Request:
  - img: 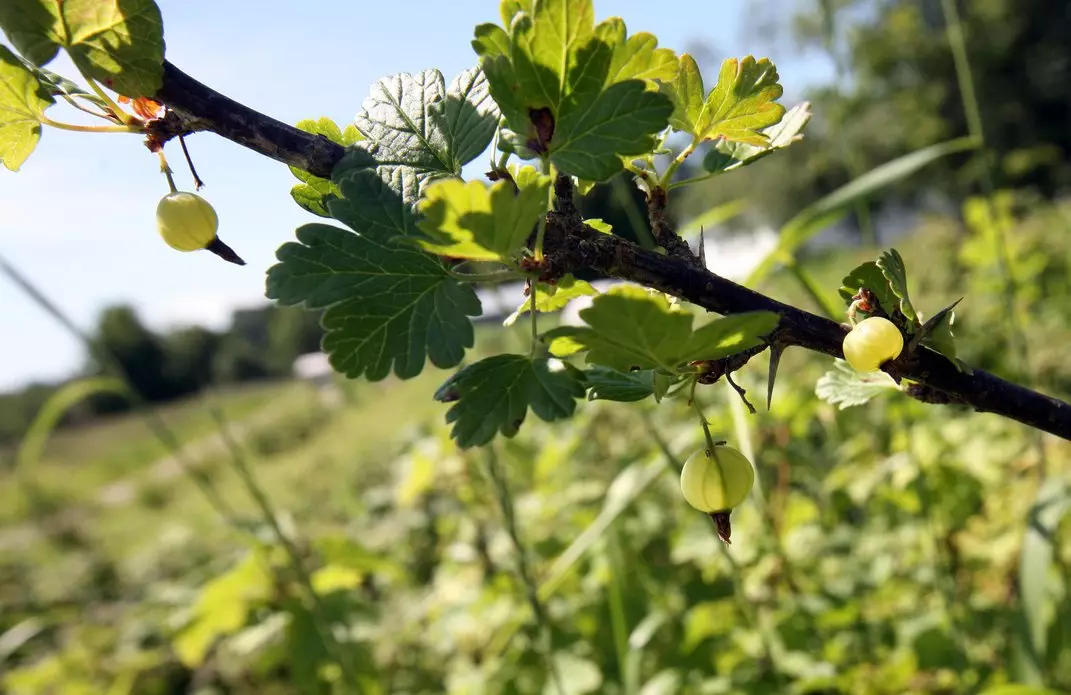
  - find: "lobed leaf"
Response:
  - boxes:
[266,168,481,381]
[0,45,53,171]
[472,0,674,180]
[288,116,363,217]
[583,366,655,402]
[838,261,900,318]
[0,0,165,97]
[543,285,777,372]
[504,274,599,326]
[436,354,586,448]
[815,360,899,410]
[702,101,811,175]
[344,67,500,204]
[662,54,785,146]
[415,174,551,262]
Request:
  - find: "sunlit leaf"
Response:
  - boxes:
[0,45,52,171]
[504,274,599,326]
[662,54,785,146]
[542,286,775,372]
[415,175,551,262]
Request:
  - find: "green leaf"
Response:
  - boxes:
[747,137,980,285]
[415,174,551,262]
[472,0,673,180]
[545,653,603,695]
[583,366,654,402]
[1013,477,1071,683]
[346,67,500,202]
[838,261,900,317]
[0,45,52,171]
[815,360,899,409]
[288,117,363,217]
[583,217,612,234]
[596,17,678,85]
[0,0,165,97]
[504,274,599,326]
[441,66,501,167]
[876,248,919,326]
[662,54,785,146]
[553,70,673,180]
[266,168,481,381]
[702,101,811,175]
[542,285,775,372]
[174,553,273,668]
[29,62,110,111]
[917,298,967,370]
[435,354,586,448]
[681,311,779,363]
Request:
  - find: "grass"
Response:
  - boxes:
[0,380,302,527]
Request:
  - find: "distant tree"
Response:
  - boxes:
[162,326,221,396]
[90,305,173,408]
[267,306,325,374]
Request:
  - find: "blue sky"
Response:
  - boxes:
[0,1,832,391]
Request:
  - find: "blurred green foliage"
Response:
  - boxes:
[3,197,1071,693]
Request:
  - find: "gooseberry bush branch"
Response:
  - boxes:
[2,0,1071,455]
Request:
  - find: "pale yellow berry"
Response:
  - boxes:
[156,192,218,252]
[680,446,755,513]
[842,316,904,372]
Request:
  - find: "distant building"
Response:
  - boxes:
[292,352,343,406]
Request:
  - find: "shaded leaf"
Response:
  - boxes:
[266,169,481,381]
[838,261,900,317]
[815,360,899,409]
[583,366,654,402]
[876,248,919,327]
[436,354,586,448]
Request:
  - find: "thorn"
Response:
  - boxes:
[766,344,785,411]
[698,226,707,267]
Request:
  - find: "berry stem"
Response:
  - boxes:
[38,116,138,134]
[158,151,178,194]
[79,73,137,127]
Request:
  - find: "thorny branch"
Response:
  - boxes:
[151,60,1071,441]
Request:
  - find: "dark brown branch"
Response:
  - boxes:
[149,61,1071,441]
[540,216,1071,440]
[152,61,345,178]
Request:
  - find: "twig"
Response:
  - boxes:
[149,60,1071,441]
